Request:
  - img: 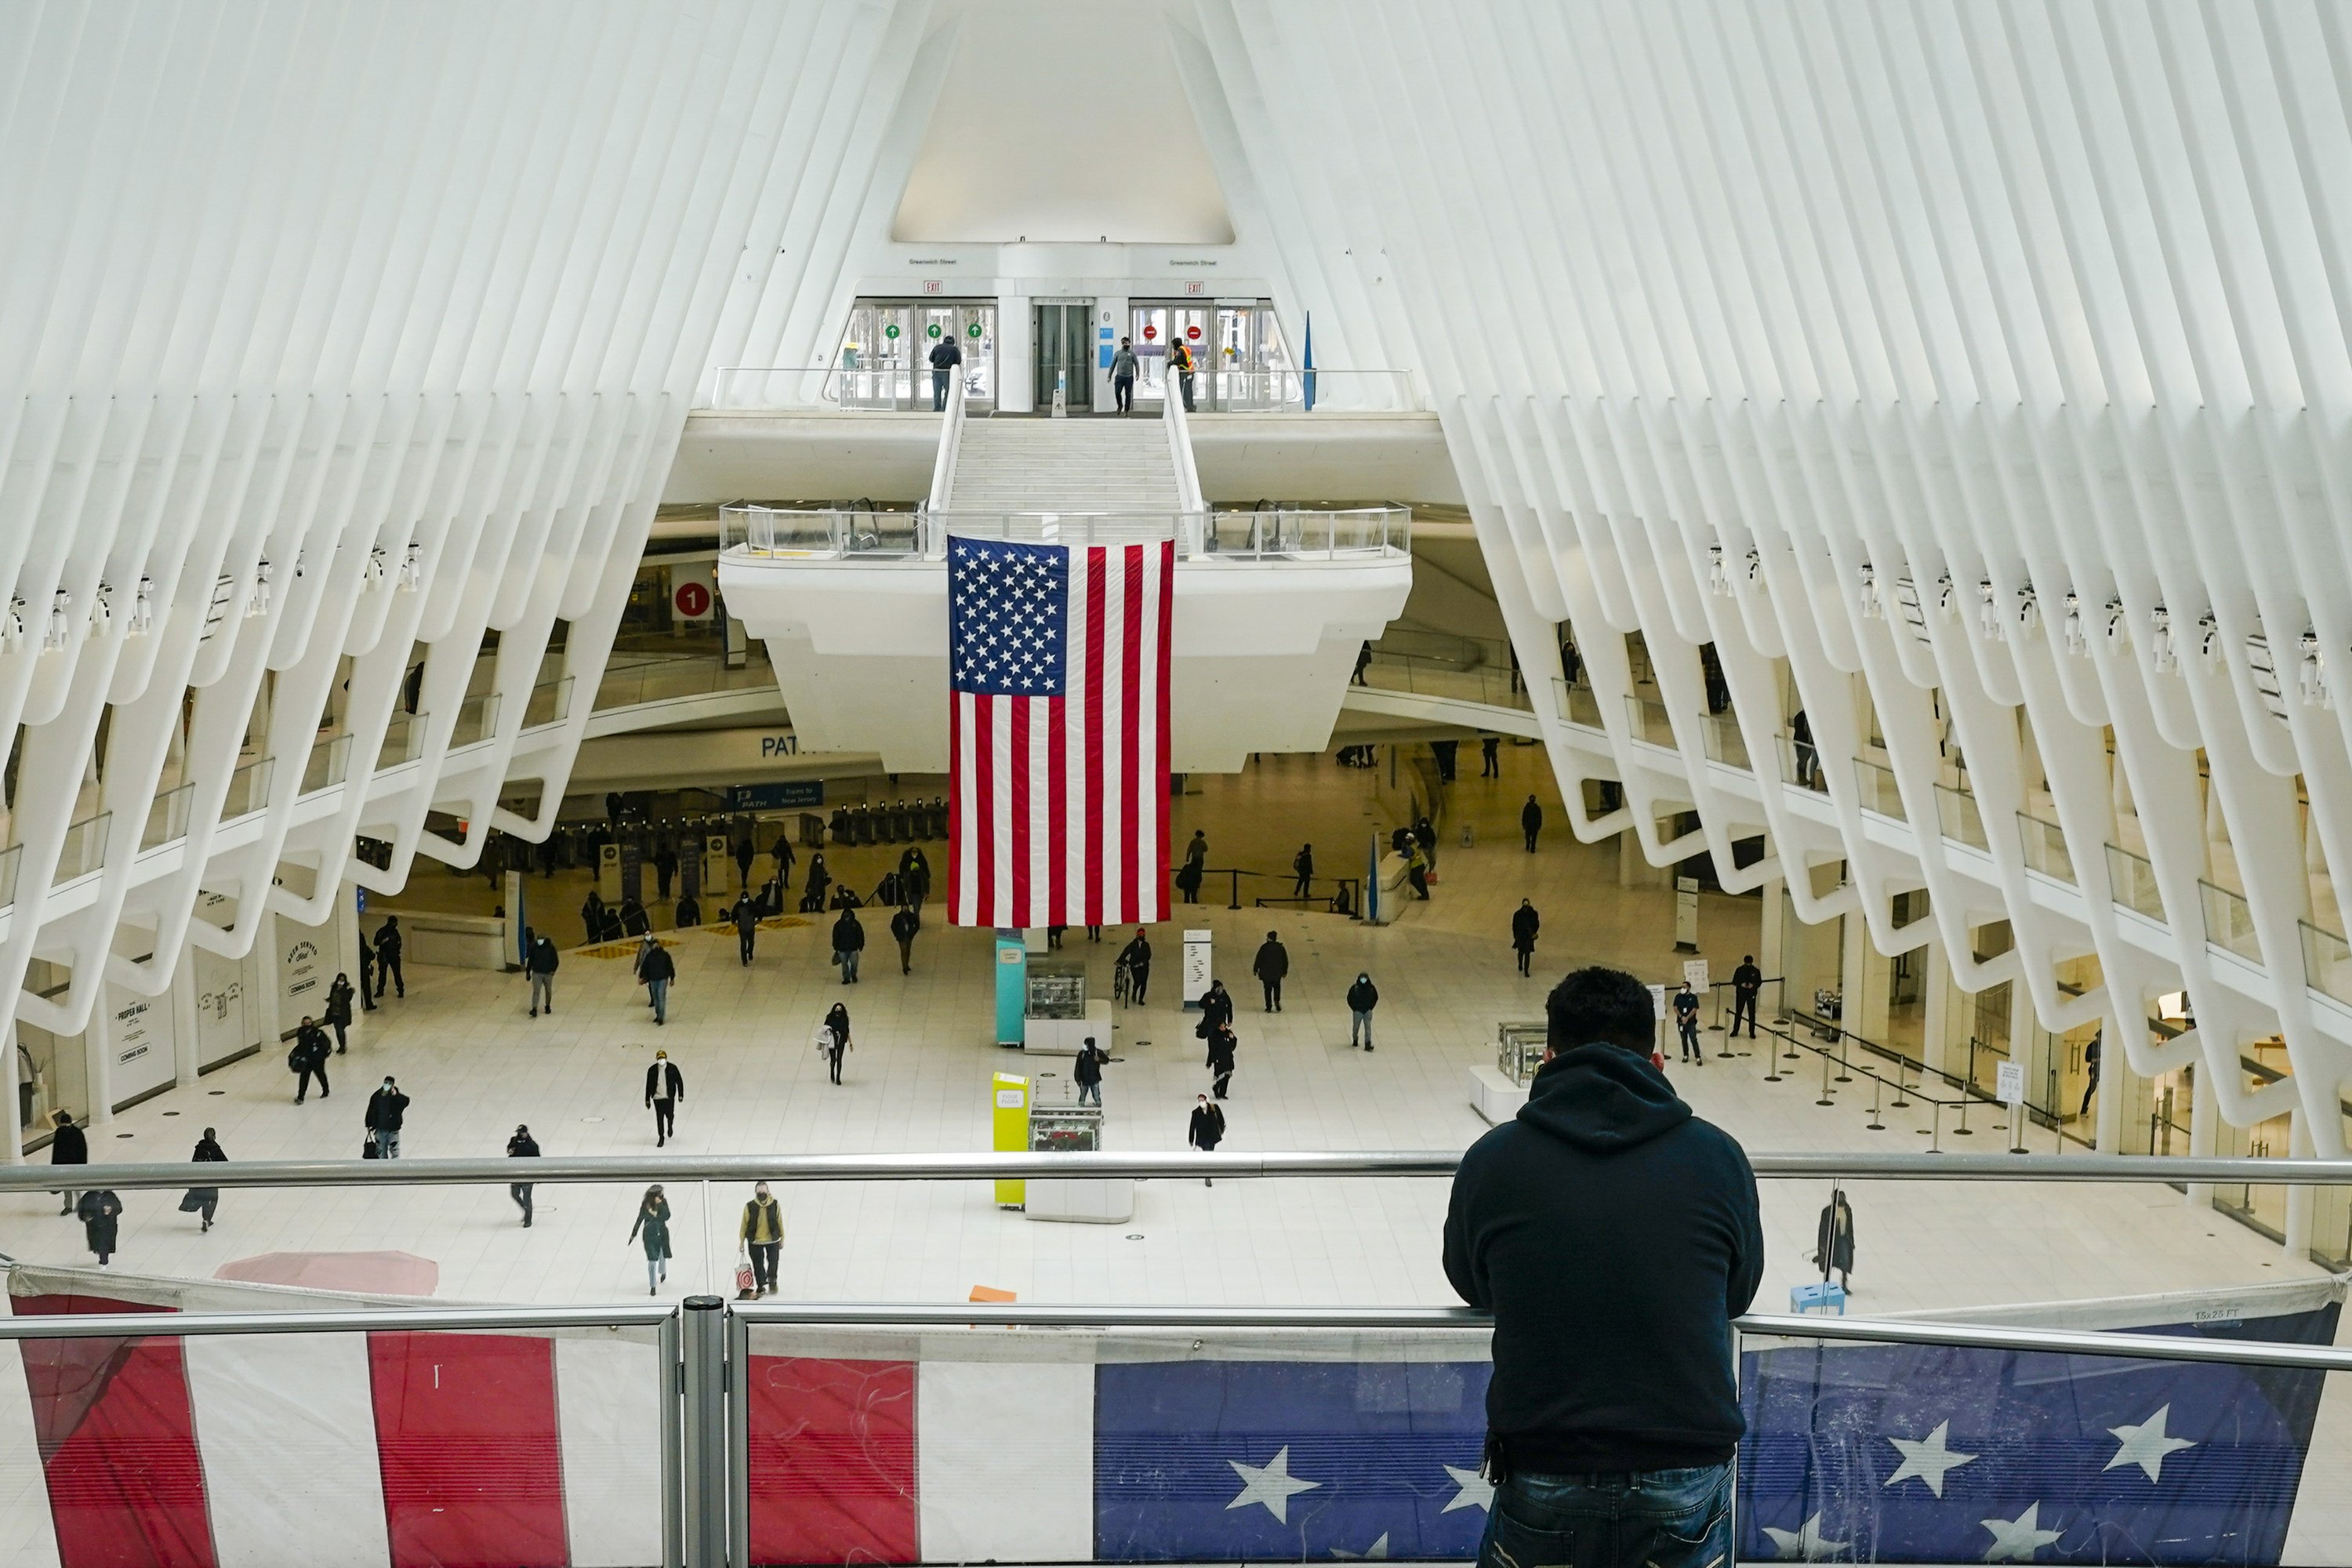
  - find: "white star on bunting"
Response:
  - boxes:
[1330,1534,1390,1559]
[1225,1445,1322,1523]
[2104,1404,2196,1483]
[1761,1512,1848,1561]
[1439,1463,1494,1514]
[1884,1419,1978,1497]
[1978,1502,2062,1563]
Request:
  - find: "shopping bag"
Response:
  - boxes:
[735,1261,757,1298]
[362,1138,382,1159]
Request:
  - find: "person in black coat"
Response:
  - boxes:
[733,836,756,891]
[77,1189,122,1266]
[289,1018,332,1104]
[1730,956,1763,1039]
[372,916,405,998]
[1347,973,1379,1050]
[186,1130,226,1232]
[1073,1038,1107,1106]
[831,909,866,985]
[365,1076,411,1158]
[1199,978,1233,1038]
[1520,795,1544,854]
[1250,932,1289,1012]
[508,1123,540,1225]
[357,933,378,1012]
[772,833,797,887]
[1815,1189,1856,1291]
[820,1003,851,1085]
[1511,900,1541,976]
[325,973,356,1051]
[637,936,677,1025]
[891,905,920,975]
[49,1110,87,1215]
[582,889,608,945]
[654,841,678,901]
[1291,844,1314,898]
[1187,1094,1225,1185]
[1206,1024,1238,1100]
[645,1051,684,1146]
[1117,930,1152,1005]
[731,894,760,966]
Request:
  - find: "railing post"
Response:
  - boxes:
[1229,869,1243,911]
[682,1295,729,1568]
[661,1309,686,1568]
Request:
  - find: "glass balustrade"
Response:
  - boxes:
[378,710,428,769]
[2105,843,2166,921]
[1853,757,1906,820]
[1702,712,1751,771]
[2301,920,2352,1010]
[451,692,499,748]
[521,675,575,730]
[53,811,109,884]
[221,756,271,818]
[2199,879,2263,964]
[0,844,20,910]
[1933,782,1988,851]
[299,733,351,796]
[1553,676,1605,730]
[2016,812,2075,883]
[1625,695,1678,748]
[141,783,194,850]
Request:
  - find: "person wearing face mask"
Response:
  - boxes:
[629,1185,672,1295]
[739,1181,784,1297]
[1346,972,1380,1051]
[1187,1093,1226,1185]
[506,1124,540,1226]
[365,1075,410,1158]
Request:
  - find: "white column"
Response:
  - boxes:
[3,1023,20,1166]
[1094,296,1127,412]
[1000,291,1034,413]
[2285,1110,2315,1261]
[86,1000,114,1125]
[2187,1063,2218,1211]
[170,955,201,1088]
[1922,940,1952,1081]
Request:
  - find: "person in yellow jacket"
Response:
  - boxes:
[739,1181,784,1297]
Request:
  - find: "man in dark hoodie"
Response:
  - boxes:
[1443,966,1762,1568]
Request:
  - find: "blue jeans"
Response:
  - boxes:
[648,978,668,1023]
[1351,1009,1373,1047]
[1476,1462,1732,1568]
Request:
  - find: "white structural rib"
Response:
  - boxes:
[1193,0,2352,1166]
[0,1,916,1118]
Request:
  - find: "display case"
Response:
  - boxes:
[1496,1022,1548,1087]
[1025,956,1087,1019]
[1028,1105,1102,1154]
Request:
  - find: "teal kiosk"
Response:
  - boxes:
[994,929,1026,1047]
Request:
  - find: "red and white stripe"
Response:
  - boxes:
[949,539,1172,930]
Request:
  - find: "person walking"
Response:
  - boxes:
[1167,336,1196,412]
[78,1189,122,1267]
[372,916,405,999]
[527,933,560,1017]
[928,331,964,412]
[1111,337,1139,414]
[637,935,675,1025]
[1118,928,1152,1005]
[1199,978,1233,1040]
[184,1130,225,1233]
[1814,1188,1857,1293]
[1250,931,1289,1013]
[891,903,920,975]
[1443,967,1762,1568]
[1791,708,1817,789]
[1558,635,1581,688]
[289,1018,331,1104]
[1519,795,1543,854]
[325,972,356,1051]
[732,835,755,892]
[730,892,760,967]
[629,1185,672,1295]
[831,906,865,985]
[1290,844,1313,899]
[49,1110,85,1215]
[1073,1037,1108,1106]
[2078,1032,2103,1121]
[773,832,797,888]
[1480,735,1501,778]
[645,1051,684,1147]
[1346,972,1379,1050]
[654,840,677,902]
[898,845,931,909]
[1352,641,1374,686]
[582,889,609,946]
[1673,982,1704,1065]
[1207,1023,1238,1100]
[357,932,379,1012]
[818,1003,851,1084]
[506,1124,540,1226]
[1511,900,1540,977]
[365,1076,410,1158]
[1730,955,1763,1039]
[740,1181,785,1296]
[1187,1093,1225,1185]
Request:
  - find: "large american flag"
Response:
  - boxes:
[948,534,1172,928]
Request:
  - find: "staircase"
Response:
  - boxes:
[949,417,1181,512]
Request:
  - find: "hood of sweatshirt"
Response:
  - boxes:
[1515,1043,1693,1153]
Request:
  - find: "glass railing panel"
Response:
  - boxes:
[300,733,351,796]
[1553,676,1605,730]
[1853,757,1906,820]
[142,783,194,849]
[2016,812,2074,883]
[221,756,271,818]
[450,692,499,748]
[521,675,574,730]
[377,710,427,769]
[2105,843,2165,921]
[54,811,109,882]
[2200,879,2263,963]
[1779,730,1829,793]
[2301,920,2352,1009]
[1626,695,1678,748]
[1702,713,1752,771]
[1933,782,1988,851]
[0,843,20,909]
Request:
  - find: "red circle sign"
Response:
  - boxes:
[1142,325,1157,340]
[673,580,712,617]
[1185,325,1203,340]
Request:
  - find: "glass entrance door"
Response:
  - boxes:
[836,299,996,411]
[1033,303,1094,412]
[1131,300,1291,408]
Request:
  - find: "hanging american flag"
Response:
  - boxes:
[948,534,1172,928]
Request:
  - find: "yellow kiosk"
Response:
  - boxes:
[992,1072,1029,1207]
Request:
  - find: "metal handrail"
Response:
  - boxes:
[0,1302,673,1339]
[20,1149,2352,1192]
[925,368,965,512]
[1162,345,1206,520]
